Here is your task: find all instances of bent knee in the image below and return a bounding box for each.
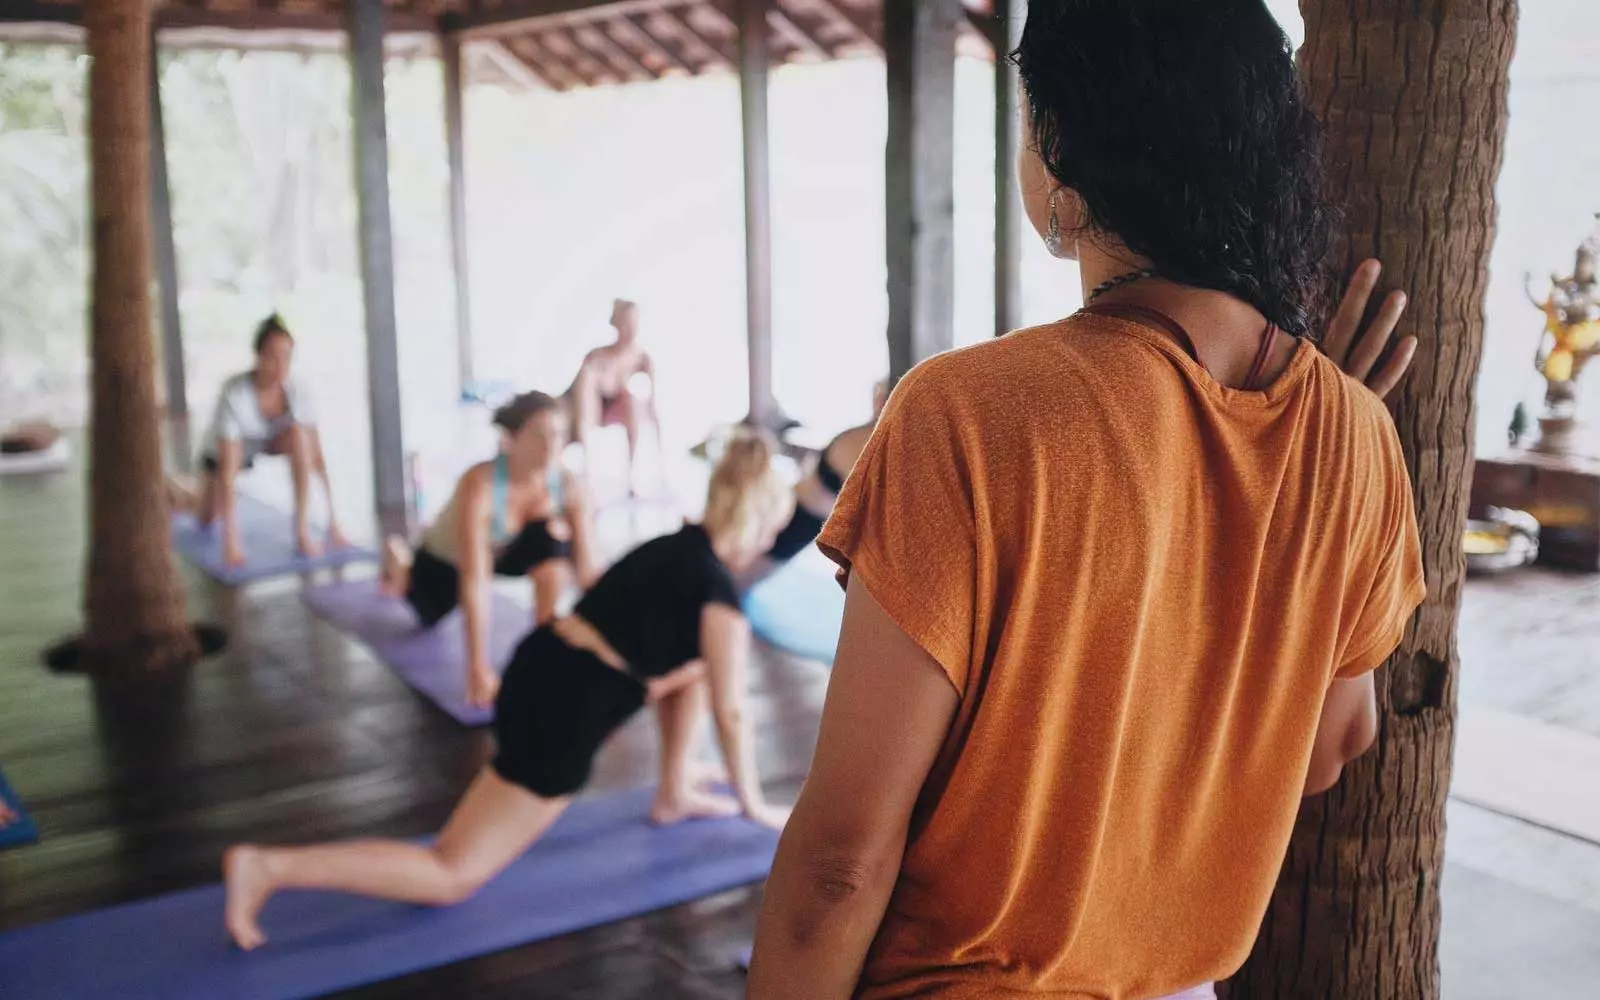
[429,854,492,906]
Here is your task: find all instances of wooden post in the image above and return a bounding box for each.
[1223,1,1518,995]
[992,0,1022,337]
[738,0,775,427]
[884,0,959,384]
[346,0,408,533]
[82,0,198,674]
[149,39,188,438]
[442,30,475,397]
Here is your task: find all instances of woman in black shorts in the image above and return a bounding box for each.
[222,433,795,951]
[380,391,597,709]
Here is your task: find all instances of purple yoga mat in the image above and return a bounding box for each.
[173,493,375,586]
[0,785,780,1000]
[301,578,530,725]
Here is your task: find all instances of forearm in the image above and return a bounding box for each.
[217,448,241,536]
[460,573,492,674]
[712,707,764,814]
[749,825,901,999]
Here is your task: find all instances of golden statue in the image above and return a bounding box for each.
[1526,218,1600,455]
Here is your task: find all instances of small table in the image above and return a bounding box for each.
[1471,450,1600,572]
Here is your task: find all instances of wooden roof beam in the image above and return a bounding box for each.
[581,20,661,80]
[484,36,571,88]
[625,12,700,75]
[767,8,828,59]
[0,0,433,32]
[531,29,617,85]
[807,0,878,49]
[451,0,672,37]
[665,6,736,69]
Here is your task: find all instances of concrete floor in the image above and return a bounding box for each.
[1441,567,1600,997]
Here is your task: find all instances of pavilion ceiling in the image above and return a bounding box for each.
[0,0,1001,89]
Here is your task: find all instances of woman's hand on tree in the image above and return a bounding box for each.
[1323,259,1416,401]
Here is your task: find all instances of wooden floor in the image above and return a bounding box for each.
[0,449,829,998]
[6,442,1600,998]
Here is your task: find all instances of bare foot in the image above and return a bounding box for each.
[223,538,248,569]
[380,535,410,597]
[223,845,275,951]
[327,524,352,551]
[297,530,324,559]
[651,785,741,826]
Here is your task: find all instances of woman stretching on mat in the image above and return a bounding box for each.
[379,391,597,708]
[223,432,795,951]
[754,380,888,583]
[168,315,348,568]
[749,3,1424,998]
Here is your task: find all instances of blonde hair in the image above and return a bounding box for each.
[702,429,794,554]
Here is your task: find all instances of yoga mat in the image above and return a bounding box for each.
[0,438,71,475]
[301,578,529,726]
[0,767,39,850]
[744,551,844,664]
[0,785,779,1000]
[172,493,376,586]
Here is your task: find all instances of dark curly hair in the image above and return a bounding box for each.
[1016,0,1335,336]
[252,314,292,354]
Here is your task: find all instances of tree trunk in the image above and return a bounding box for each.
[82,0,198,674]
[1222,2,1517,997]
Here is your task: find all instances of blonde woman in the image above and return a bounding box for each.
[222,433,795,951]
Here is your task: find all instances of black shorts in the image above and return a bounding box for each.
[405,522,573,628]
[492,626,647,798]
[766,504,826,562]
[201,452,257,474]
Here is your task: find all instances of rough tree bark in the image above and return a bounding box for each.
[81,0,199,674]
[1223,2,1518,997]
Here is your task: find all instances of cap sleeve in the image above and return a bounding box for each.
[817,361,978,693]
[1336,414,1427,679]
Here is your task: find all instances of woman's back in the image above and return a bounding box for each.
[818,315,1423,997]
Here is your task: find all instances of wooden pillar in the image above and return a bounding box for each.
[346,0,407,532]
[1223,0,1517,995]
[149,39,189,443]
[738,0,775,427]
[993,0,1023,337]
[441,30,474,396]
[82,0,198,673]
[884,0,960,384]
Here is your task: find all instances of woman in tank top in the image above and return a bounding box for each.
[754,380,888,585]
[223,433,796,950]
[380,391,597,709]
[750,4,1425,999]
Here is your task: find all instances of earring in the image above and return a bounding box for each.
[1045,189,1064,258]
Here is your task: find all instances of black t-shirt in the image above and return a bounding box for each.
[574,524,741,678]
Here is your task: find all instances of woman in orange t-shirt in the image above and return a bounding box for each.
[749,3,1426,999]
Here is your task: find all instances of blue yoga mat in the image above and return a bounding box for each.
[744,551,844,663]
[172,493,376,586]
[0,767,39,850]
[302,579,529,726]
[0,785,779,1000]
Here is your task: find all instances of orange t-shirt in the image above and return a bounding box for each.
[817,313,1426,1000]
